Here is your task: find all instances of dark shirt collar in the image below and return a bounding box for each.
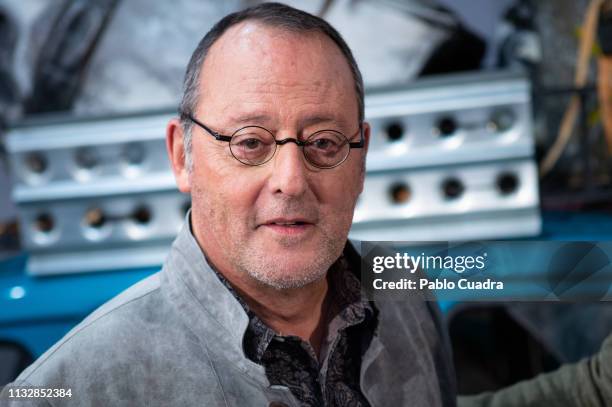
[211,249,373,362]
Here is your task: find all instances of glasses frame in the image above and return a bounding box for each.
[182,113,364,169]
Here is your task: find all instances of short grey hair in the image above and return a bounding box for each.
[178,2,365,170]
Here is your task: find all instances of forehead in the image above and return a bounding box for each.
[198,21,358,126]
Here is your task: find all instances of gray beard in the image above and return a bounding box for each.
[234,232,342,290]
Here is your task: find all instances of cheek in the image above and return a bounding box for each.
[316,169,362,219]
[195,166,263,227]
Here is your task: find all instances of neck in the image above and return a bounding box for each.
[226,264,332,355]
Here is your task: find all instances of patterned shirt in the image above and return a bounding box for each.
[210,254,376,406]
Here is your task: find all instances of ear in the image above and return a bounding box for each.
[358,121,371,194]
[362,121,371,155]
[166,117,191,193]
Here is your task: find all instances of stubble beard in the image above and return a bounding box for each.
[236,197,349,290]
[235,228,343,290]
[193,185,349,290]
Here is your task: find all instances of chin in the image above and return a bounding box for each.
[238,252,333,290]
[235,230,345,289]
[248,267,328,290]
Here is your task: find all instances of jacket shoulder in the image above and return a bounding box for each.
[7,271,227,405]
[18,272,161,386]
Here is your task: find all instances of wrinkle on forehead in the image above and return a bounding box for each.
[197,21,358,128]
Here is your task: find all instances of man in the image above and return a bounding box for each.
[1,3,455,406]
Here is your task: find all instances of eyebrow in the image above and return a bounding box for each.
[226,113,272,127]
[300,115,340,128]
[227,113,345,130]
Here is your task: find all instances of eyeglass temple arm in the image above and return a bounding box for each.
[182,113,232,142]
[348,125,365,148]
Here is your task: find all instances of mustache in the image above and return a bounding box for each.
[255,199,320,225]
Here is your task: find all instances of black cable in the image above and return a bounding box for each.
[24,0,122,114]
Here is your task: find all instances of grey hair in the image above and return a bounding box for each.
[178,2,365,171]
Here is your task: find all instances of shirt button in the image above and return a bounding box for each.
[269,402,289,407]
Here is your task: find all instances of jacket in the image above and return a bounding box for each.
[1,222,457,406]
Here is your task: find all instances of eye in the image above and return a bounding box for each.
[304,131,349,167]
[307,131,345,155]
[229,126,275,165]
[238,138,263,150]
[312,138,335,150]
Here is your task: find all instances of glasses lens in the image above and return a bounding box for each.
[230,126,276,165]
[304,130,349,168]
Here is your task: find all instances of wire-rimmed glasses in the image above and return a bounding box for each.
[182,113,364,169]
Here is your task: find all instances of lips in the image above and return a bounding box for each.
[258,217,316,237]
[263,218,313,226]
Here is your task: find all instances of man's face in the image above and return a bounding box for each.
[174,22,369,289]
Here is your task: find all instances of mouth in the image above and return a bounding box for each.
[259,218,315,236]
[268,221,308,226]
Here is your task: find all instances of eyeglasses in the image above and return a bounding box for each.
[182,113,364,169]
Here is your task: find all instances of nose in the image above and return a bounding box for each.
[267,140,309,197]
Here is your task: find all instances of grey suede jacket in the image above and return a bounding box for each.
[1,223,456,407]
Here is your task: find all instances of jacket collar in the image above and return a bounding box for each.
[160,217,266,377]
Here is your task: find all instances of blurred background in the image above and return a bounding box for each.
[1,0,612,396]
